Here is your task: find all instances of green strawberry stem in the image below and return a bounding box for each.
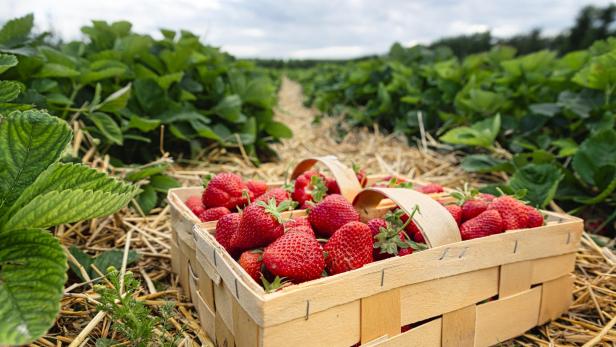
[257,198,298,224]
[202,173,213,188]
[310,175,327,203]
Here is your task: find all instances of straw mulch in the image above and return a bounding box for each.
[41,78,615,347]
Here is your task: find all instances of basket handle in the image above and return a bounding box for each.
[291,155,362,202]
[353,187,461,248]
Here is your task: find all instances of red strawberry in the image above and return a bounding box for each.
[524,205,544,228]
[488,196,529,230]
[215,213,241,255]
[416,183,444,194]
[202,172,252,210]
[256,188,290,205]
[246,180,268,199]
[460,210,503,240]
[461,199,488,222]
[325,177,341,194]
[400,213,421,235]
[232,199,296,251]
[283,217,314,235]
[324,222,373,275]
[239,250,263,282]
[199,207,231,222]
[479,193,496,201]
[292,171,327,207]
[398,248,413,256]
[185,196,205,216]
[413,230,425,243]
[367,218,387,237]
[352,163,367,187]
[263,230,325,283]
[445,204,462,225]
[308,194,360,237]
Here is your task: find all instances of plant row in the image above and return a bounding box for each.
[289,39,616,234]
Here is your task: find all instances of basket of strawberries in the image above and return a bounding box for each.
[180,177,582,347]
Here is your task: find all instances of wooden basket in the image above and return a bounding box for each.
[186,187,582,346]
[168,155,365,299]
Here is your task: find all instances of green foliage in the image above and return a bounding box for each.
[1,14,289,164]
[69,246,140,281]
[0,109,138,345]
[292,36,616,219]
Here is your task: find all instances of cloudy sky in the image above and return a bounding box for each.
[3,0,613,58]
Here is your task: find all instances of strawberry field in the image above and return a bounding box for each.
[0,10,615,347]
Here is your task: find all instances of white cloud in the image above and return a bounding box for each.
[2,0,613,58]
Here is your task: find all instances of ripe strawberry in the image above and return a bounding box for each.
[256,188,290,204]
[292,171,327,207]
[199,207,231,222]
[202,172,252,210]
[283,217,314,235]
[488,196,528,230]
[352,163,367,187]
[416,183,444,194]
[373,176,412,188]
[215,213,241,255]
[323,222,373,275]
[325,177,341,194]
[232,199,297,251]
[185,196,205,216]
[479,193,496,201]
[413,230,425,243]
[308,194,360,237]
[367,218,387,237]
[246,180,267,199]
[398,248,413,256]
[460,210,503,240]
[263,230,325,283]
[400,212,421,235]
[239,250,263,282]
[461,199,488,222]
[524,205,544,228]
[444,204,463,225]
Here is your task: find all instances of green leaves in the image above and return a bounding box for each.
[0,14,34,48]
[0,109,137,345]
[0,228,67,345]
[0,110,72,217]
[509,164,564,208]
[69,246,139,281]
[572,129,616,187]
[440,114,501,148]
[0,54,18,74]
[573,50,616,92]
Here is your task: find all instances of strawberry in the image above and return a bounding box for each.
[185,196,205,216]
[199,206,231,222]
[374,208,426,260]
[398,248,413,256]
[367,218,387,237]
[256,188,290,204]
[524,205,544,228]
[400,212,421,235]
[460,210,503,240]
[416,183,444,194]
[479,193,496,201]
[202,172,252,210]
[352,163,367,187]
[283,217,314,235]
[461,199,488,222]
[263,230,325,283]
[325,177,341,194]
[292,171,328,207]
[445,204,463,225]
[487,196,528,230]
[246,180,268,199]
[413,230,425,243]
[215,213,241,255]
[239,250,263,281]
[232,199,297,251]
[308,194,360,237]
[373,176,412,189]
[324,222,373,275]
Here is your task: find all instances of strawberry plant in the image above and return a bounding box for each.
[0,14,291,164]
[0,109,139,345]
[291,38,616,234]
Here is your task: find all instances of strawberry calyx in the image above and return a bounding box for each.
[386,176,413,189]
[202,173,214,188]
[374,206,421,255]
[309,175,328,203]
[261,275,286,293]
[256,198,298,224]
[450,183,480,205]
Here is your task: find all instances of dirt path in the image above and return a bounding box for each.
[264,77,469,186]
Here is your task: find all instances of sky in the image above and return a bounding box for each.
[3,0,614,59]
